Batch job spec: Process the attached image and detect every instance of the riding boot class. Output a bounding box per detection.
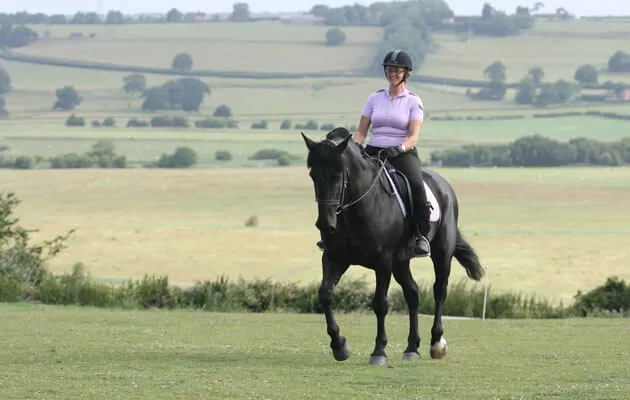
[412,202,432,257]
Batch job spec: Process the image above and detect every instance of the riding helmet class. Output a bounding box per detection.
[382,50,413,71]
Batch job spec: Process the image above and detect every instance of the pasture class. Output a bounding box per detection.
[1,303,629,399]
[16,22,383,74]
[2,164,630,305]
[1,116,629,165]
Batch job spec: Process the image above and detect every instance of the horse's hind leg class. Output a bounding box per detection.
[368,268,392,366]
[429,247,453,360]
[319,252,351,361]
[392,260,421,361]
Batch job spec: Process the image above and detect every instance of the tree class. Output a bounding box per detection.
[171,53,193,72]
[229,3,251,21]
[608,50,630,73]
[528,66,544,86]
[481,3,495,19]
[53,86,82,110]
[484,61,506,83]
[166,8,183,22]
[122,74,147,95]
[213,105,232,118]
[0,67,11,94]
[325,27,346,46]
[514,76,536,105]
[105,10,125,24]
[574,65,598,85]
[142,87,169,111]
[0,95,8,118]
[181,89,204,113]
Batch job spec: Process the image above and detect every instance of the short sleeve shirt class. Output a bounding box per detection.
[361,88,424,148]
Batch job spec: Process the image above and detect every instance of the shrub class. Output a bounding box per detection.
[280,120,292,130]
[249,149,289,160]
[102,117,116,127]
[245,215,258,227]
[65,114,85,127]
[319,123,336,131]
[172,116,189,128]
[251,120,268,129]
[14,155,34,169]
[127,118,150,127]
[213,104,232,118]
[150,115,173,127]
[574,277,630,316]
[91,120,101,127]
[215,150,232,161]
[277,154,291,166]
[325,27,346,46]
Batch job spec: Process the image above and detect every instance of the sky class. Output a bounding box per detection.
[3,1,630,17]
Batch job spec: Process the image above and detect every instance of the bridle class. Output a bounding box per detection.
[313,147,389,215]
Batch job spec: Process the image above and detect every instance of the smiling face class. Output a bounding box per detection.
[385,65,410,87]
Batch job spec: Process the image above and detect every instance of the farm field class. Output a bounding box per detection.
[2,166,630,305]
[0,303,628,399]
[1,116,629,166]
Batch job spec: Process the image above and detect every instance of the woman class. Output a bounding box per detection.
[353,49,432,257]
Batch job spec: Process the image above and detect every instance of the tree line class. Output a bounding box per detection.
[430,135,630,167]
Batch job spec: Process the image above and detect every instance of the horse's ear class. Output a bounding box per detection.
[336,134,351,155]
[301,132,316,151]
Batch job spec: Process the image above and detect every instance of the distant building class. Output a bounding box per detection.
[184,12,208,22]
[279,13,325,25]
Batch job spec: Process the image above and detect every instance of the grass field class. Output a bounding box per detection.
[1,17,630,308]
[2,166,630,305]
[2,18,630,123]
[1,303,628,399]
[18,22,383,73]
[1,116,629,165]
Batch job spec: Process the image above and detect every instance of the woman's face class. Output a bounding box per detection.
[386,66,407,86]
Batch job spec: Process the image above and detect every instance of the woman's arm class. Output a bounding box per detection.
[400,120,422,151]
[353,116,371,145]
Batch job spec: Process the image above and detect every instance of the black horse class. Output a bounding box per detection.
[301,127,485,366]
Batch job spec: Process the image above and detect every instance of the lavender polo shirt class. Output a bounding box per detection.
[361,88,425,148]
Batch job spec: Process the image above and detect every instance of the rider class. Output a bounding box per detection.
[353,49,432,257]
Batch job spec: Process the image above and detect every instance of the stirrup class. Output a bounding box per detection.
[413,235,431,257]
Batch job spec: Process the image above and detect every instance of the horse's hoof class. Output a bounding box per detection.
[430,337,448,360]
[332,338,351,361]
[402,351,421,361]
[368,355,387,366]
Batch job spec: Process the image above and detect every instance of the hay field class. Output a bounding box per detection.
[17,22,382,73]
[420,19,630,83]
[2,166,629,305]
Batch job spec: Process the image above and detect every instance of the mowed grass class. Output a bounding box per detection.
[1,304,629,399]
[1,116,629,165]
[421,19,630,83]
[17,22,383,73]
[2,166,630,304]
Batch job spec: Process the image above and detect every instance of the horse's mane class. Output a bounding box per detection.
[325,127,352,143]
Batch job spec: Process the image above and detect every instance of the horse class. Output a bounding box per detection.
[301,127,485,366]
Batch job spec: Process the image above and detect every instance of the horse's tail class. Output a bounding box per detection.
[454,229,485,281]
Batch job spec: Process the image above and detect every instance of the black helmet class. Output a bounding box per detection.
[382,50,413,71]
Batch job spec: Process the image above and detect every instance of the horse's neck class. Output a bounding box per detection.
[344,153,380,207]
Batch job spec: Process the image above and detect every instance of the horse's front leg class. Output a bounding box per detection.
[430,249,452,360]
[392,260,421,361]
[368,268,392,366]
[319,252,351,361]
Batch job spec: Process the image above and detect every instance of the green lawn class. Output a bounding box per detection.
[0,304,628,399]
